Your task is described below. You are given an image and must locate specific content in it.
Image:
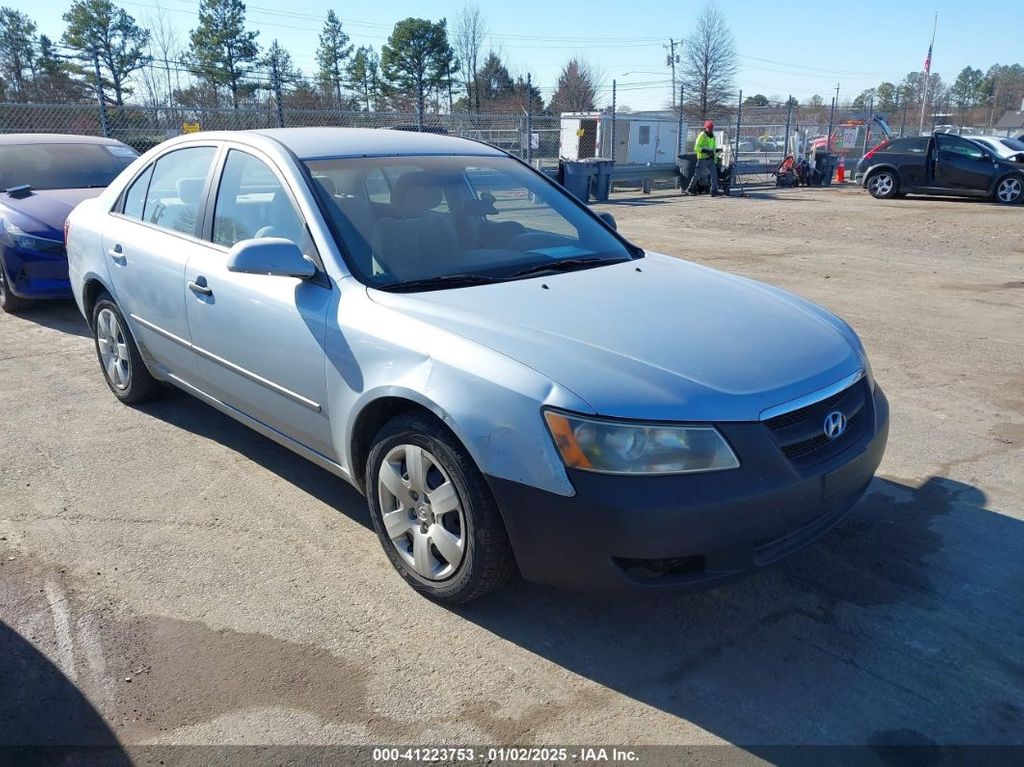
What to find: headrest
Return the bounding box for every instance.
[392,172,442,214]
[176,177,205,205]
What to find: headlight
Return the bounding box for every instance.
[543,410,740,475]
[3,220,62,252]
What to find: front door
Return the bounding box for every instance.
[934,134,994,192]
[103,145,219,381]
[183,148,335,459]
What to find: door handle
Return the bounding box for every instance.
[107,244,126,264]
[188,279,213,297]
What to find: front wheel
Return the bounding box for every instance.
[866,170,898,199]
[0,261,33,314]
[994,176,1023,205]
[366,413,515,604]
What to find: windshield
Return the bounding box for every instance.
[303,154,636,290]
[0,142,137,191]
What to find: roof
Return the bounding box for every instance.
[249,127,504,160]
[994,109,1024,130]
[0,133,127,146]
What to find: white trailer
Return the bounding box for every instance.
[559,111,685,165]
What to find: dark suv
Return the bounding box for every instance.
[855,133,1024,204]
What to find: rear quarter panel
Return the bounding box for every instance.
[66,197,113,320]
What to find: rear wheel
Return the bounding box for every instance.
[91,294,162,404]
[994,176,1023,205]
[867,170,898,199]
[0,261,33,313]
[366,413,515,604]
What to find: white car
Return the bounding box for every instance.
[967,136,1024,163]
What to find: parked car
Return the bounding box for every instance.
[966,135,1024,163]
[0,133,138,312]
[856,133,1024,204]
[66,128,889,603]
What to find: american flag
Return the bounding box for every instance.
[924,43,932,74]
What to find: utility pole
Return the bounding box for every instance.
[677,82,685,155]
[610,79,617,164]
[92,51,109,138]
[665,38,679,110]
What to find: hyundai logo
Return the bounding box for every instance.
[823,411,847,440]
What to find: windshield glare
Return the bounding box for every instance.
[303,154,634,289]
[0,143,137,191]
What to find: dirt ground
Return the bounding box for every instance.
[1,186,1022,755]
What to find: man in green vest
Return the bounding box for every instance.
[684,120,720,196]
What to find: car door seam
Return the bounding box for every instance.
[129,312,322,412]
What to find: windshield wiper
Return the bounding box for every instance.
[384,273,502,292]
[507,257,622,279]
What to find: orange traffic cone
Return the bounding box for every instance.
[837,157,846,183]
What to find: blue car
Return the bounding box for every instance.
[0,134,137,313]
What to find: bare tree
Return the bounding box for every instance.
[548,57,603,115]
[680,2,737,118]
[141,2,183,107]
[453,4,486,112]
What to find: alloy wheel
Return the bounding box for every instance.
[869,173,894,197]
[997,177,1022,203]
[96,307,131,390]
[377,443,466,581]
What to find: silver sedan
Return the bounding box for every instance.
[67,128,888,602]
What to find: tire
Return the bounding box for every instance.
[866,170,898,199]
[366,413,516,604]
[91,294,162,405]
[994,175,1023,205]
[0,259,33,314]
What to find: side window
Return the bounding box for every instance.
[937,135,984,160]
[142,146,216,236]
[212,150,313,256]
[122,166,153,219]
[638,125,651,145]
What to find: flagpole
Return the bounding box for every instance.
[918,12,938,135]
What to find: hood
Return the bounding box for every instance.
[0,188,101,239]
[369,254,866,422]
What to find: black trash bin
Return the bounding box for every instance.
[586,158,615,201]
[677,152,697,188]
[559,160,596,202]
[814,151,834,186]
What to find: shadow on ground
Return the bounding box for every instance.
[5,299,90,338]
[138,389,371,531]
[0,622,128,763]
[456,475,1024,749]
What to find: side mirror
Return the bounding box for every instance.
[226,238,316,279]
[597,211,617,231]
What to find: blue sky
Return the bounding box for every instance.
[14,0,1023,109]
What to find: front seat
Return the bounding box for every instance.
[371,173,460,280]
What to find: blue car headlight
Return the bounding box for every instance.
[3,219,63,253]
[544,410,740,475]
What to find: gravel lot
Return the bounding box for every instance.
[1,186,1022,754]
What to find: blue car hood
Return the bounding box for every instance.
[369,254,866,422]
[1,188,101,238]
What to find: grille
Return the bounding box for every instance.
[764,378,869,467]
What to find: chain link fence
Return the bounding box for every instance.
[0,101,563,162]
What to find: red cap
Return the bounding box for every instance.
[704,120,714,130]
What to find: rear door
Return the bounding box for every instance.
[883,137,929,187]
[934,134,994,192]
[183,147,335,459]
[103,145,219,381]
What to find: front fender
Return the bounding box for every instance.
[328,284,591,497]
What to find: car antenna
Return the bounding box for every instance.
[5,184,32,199]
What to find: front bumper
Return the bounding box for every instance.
[1,245,72,299]
[488,385,889,595]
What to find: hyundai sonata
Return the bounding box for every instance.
[66,128,888,603]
